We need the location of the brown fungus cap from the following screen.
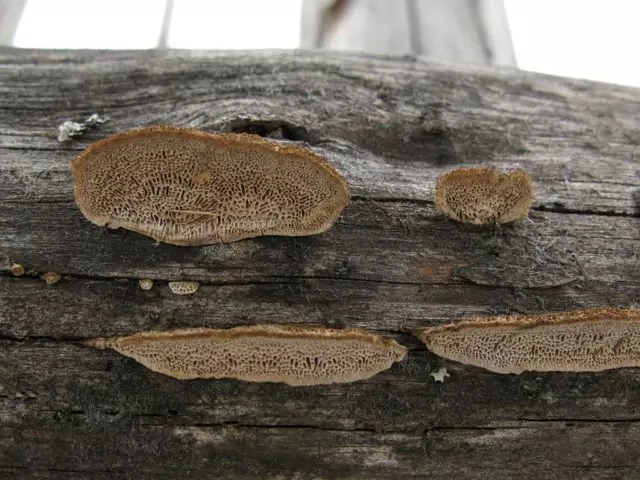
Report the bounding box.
[71,126,349,245]
[435,167,534,224]
[85,324,407,386]
[414,307,640,374]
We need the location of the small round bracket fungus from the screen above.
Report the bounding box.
[41,272,61,285]
[168,281,199,295]
[414,307,640,374]
[11,263,25,276]
[435,167,534,224]
[139,279,154,291]
[84,324,407,386]
[71,126,350,245]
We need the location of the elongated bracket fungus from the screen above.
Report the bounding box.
[84,324,407,386]
[71,126,349,245]
[414,307,640,374]
[435,167,534,224]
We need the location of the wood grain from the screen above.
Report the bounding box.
[0,48,639,479]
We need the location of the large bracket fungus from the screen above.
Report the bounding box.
[435,167,534,224]
[415,307,640,374]
[72,126,349,245]
[85,324,407,386]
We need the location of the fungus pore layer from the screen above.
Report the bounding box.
[435,167,533,224]
[71,126,349,245]
[85,324,407,386]
[415,307,640,374]
[168,281,199,295]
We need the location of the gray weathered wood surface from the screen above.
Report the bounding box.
[0,49,639,479]
[301,0,516,65]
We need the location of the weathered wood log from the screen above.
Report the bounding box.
[0,48,639,479]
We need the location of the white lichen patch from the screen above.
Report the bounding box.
[430,366,450,383]
[168,281,200,295]
[57,113,109,142]
[139,279,154,291]
[57,121,85,142]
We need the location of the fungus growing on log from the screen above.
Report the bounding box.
[138,279,154,291]
[41,272,61,285]
[84,324,407,386]
[11,263,24,276]
[168,281,199,295]
[414,307,640,374]
[71,125,349,245]
[435,167,534,224]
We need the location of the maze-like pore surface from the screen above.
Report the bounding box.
[416,308,640,374]
[93,324,407,386]
[72,126,349,245]
[435,167,534,224]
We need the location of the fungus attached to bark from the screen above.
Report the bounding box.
[11,263,25,276]
[435,167,534,224]
[168,281,199,295]
[84,324,407,386]
[139,279,154,291]
[414,307,640,374]
[71,125,349,245]
[41,272,61,285]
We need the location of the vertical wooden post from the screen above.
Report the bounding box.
[301,0,516,66]
[0,0,26,46]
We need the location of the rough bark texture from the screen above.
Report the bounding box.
[0,48,639,479]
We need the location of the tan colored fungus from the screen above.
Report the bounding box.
[168,281,199,295]
[139,279,154,291]
[84,324,407,386]
[41,272,61,285]
[11,263,25,276]
[71,125,349,245]
[435,167,534,224]
[414,307,640,374]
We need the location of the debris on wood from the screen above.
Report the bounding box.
[57,113,109,142]
[430,366,450,383]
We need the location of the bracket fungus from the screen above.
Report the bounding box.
[71,125,349,245]
[84,324,407,386]
[435,167,534,224]
[168,281,199,295]
[11,263,25,276]
[414,307,640,374]
[138,279,154,291]
[41,272,61,285]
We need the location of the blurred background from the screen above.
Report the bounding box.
[1,0,639,87]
